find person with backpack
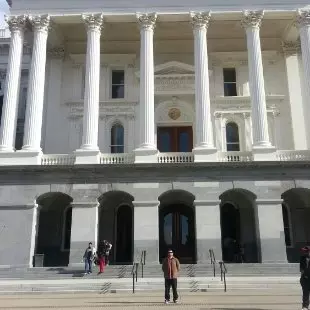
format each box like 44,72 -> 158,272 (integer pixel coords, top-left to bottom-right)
97,241 -> 106,274
300,246 -> 310,310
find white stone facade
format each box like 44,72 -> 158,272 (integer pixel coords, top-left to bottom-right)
0,2 -> 309,164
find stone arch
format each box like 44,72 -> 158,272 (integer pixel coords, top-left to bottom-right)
158,190 -> 196,263
34,192 -> 73,267
281,188 -> 310,262
98,191 -> 134,264
219,188 -> 258,263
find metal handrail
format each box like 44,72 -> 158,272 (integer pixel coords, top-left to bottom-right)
219,261 -> 227,292
209,249 -> 216,277
140,250 -> 146,278
131,262 -> 139,293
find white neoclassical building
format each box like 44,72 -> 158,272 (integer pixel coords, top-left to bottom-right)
2,0 -> 310,268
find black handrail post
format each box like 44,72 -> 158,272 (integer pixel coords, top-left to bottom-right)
143,250 -> 146,265
219,261 -> 223,281
141,261 -> 144,278
132,271 -> 135,294
135,263 -> 138,282
224,272 -> 227,292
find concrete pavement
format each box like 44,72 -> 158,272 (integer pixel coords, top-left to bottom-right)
0,289 -> 302,309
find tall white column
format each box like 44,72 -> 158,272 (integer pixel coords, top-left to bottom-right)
241,11 -> 272,149
134,13 -> 158,163
296,10 -> 310,147
0,15 -> 26,152
79,14 -> 103,151
22,15 -> 50,152
191,12 -> 215,150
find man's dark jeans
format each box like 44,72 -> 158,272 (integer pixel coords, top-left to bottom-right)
165,278 -> 178,301
300,276 -> 310,308
85,258 -> 92,273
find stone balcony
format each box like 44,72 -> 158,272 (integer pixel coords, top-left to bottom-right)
35,150 -> 310,166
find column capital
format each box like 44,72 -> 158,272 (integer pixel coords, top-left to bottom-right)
241,10 -> 264,29
82,13 -> 104,32
136,13 -> 157,31
5,14 -> 27,32
296,9 -> 310,28
29,14 -> 50,33
281,40 -> 301,55
47,46 -> 65,59
190,11 -> 211,30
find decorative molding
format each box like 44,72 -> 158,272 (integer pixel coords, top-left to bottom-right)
0,69 -> 6,80
47,47 -> 65,59
82,13 -> 104,32
190,11 -> 211,30
136,13 -> 157,30
281,40 -> 301,55
29,14 -> 50,33
295,9 -> 310,28
66,100 -> 137,119
5,15 -> 27,32
241,10 -> 264,29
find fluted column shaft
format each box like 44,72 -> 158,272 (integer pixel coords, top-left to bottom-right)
137,13 -> 156,150
242,11 -> 271,148
191,12 -> 214,149
79,14 -> 103,151
0,16 -> 26,152
22,15 -> 49,151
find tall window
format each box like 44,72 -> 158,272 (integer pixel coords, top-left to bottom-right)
223,68 -> 237,96
282,204 -> 292,247
111,70 -> 125,99
0,95 -> 3,128
111,124 -> 124,153
226,122 -> 240,151
15,87 -> 27,150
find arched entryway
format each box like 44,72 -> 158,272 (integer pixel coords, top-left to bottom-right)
158,190 -> 196,263
282,188 -> 310,262
98,191 -> 134,264
35,192 -> 73,267
220,189 -> 258,263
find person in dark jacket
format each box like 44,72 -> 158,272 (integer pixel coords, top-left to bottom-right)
300,246 -> 310,310
162,249 -> 180,304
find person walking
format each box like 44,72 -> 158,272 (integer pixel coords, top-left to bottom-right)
97,241 -> 105,274
162,249 -> 180,304
83,242 -> 96,275
103,240 -> 112,266
300,246 -> 310,310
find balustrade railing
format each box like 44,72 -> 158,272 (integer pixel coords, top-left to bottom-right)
41,154 -> 76,165
158,152 -> 194,163
100,153 -> 135,164
276,150 -> 310,161
218,151 -> 253,162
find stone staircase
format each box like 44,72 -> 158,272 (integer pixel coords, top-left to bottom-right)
0,263 -> 300,293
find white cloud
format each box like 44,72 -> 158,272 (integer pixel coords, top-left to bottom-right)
0,0 -> 9,28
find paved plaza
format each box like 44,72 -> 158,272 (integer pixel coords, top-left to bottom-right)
0,289 -> 301,309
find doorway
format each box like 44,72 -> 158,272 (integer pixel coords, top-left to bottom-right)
157,126 -> 193,152
220,203 -> 241,262
116,205 -> 133,263
159,204 -> 195,263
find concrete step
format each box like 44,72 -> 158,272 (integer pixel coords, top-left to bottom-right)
0,276 -> 301,294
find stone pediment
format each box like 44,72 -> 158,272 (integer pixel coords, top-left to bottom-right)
135,61 -> 195,77
154,61 -> 195,75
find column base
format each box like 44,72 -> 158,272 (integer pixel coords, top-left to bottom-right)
0,146 -> 14,152
134,147 -> 158,163
74,149 -> 100,164
193,147 -> 217,162
252,145 -> 276,161
0,150 -> 42,165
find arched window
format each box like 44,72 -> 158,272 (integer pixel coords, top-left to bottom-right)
226,122 -> 240,151
282,204 -> 292,247
110,124 -> 124,153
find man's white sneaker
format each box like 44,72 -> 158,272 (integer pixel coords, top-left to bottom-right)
165,300 -> 169,304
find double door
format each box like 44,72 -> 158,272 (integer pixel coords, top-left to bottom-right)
157,126 -> 193,152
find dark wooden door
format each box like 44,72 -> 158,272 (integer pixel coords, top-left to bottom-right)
159,204 -> 196,263
157,126 -> 193,152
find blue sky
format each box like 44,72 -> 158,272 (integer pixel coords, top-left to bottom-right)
0,0 -> 9,28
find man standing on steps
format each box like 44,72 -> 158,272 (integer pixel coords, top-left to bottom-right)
300,246 -> 310,310
162,249 -> 180,304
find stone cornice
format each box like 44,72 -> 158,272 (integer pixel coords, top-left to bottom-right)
241,10 -> 264,29
136,13 -> 157,31
190,11 -> 211,30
